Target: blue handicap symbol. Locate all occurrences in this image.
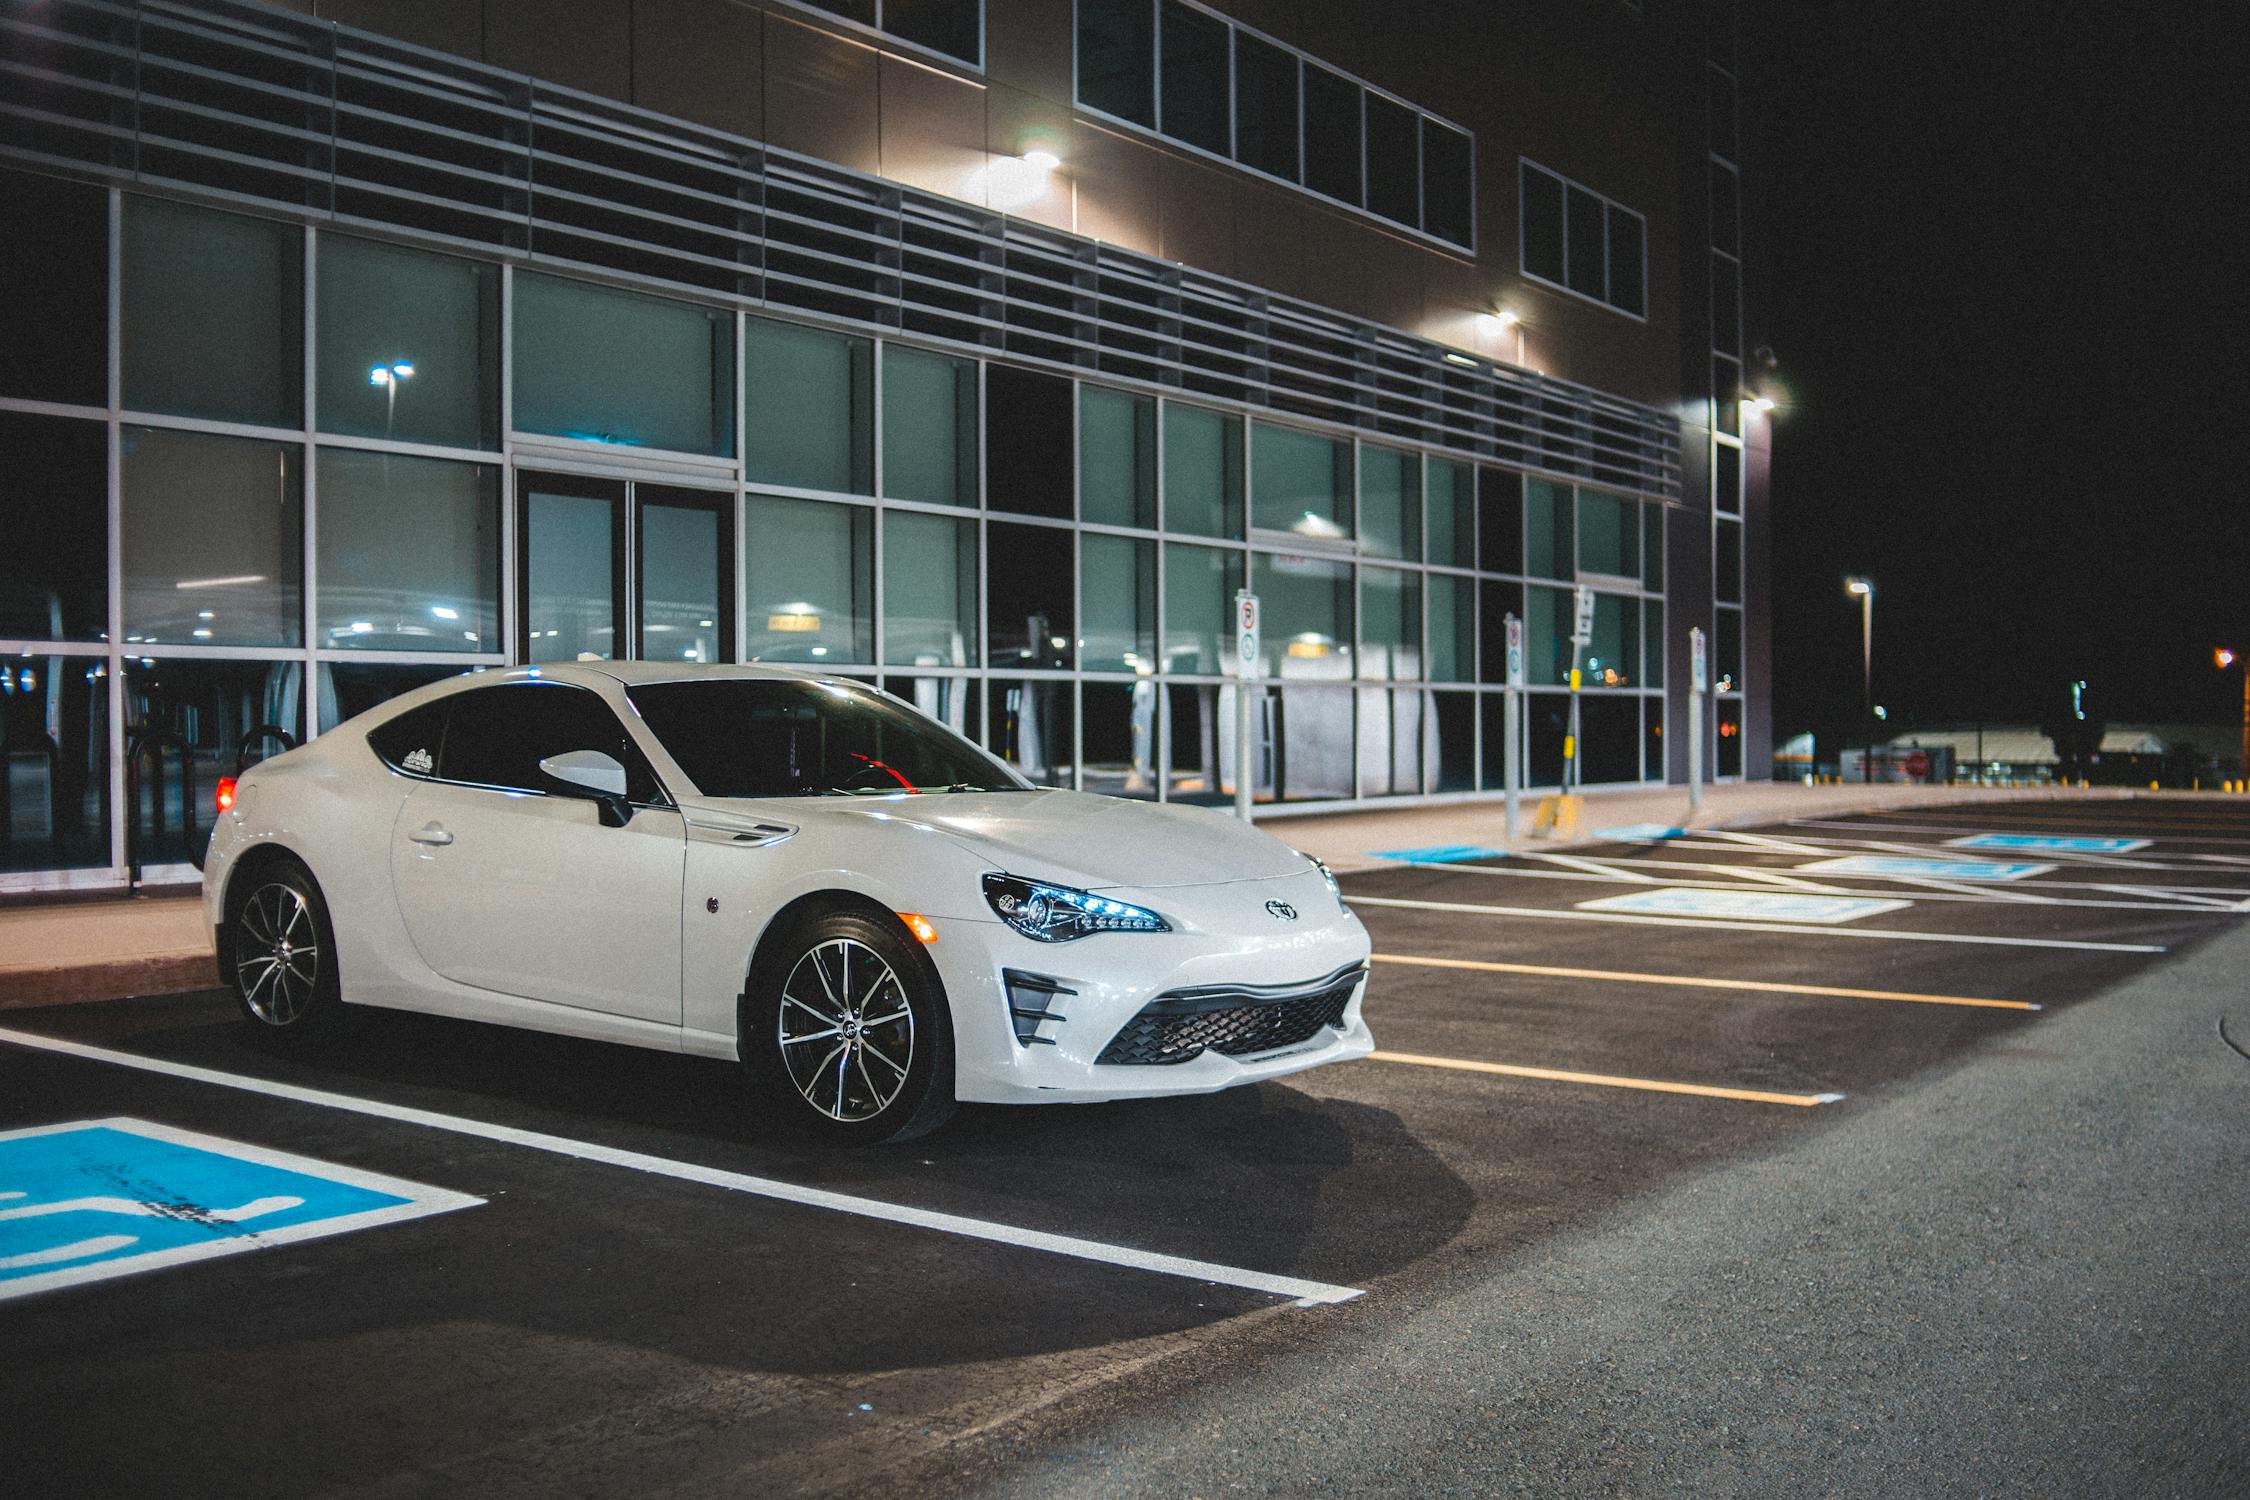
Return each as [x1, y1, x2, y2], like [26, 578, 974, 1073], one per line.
[1594, 824, 1687, 842]
[1950, 833, 2150, 854]
[0, 1119, 477, 1299]
[1373, 844, 1508, 864]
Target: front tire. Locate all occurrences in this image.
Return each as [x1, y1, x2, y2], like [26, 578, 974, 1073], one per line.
[747, 909, 955, 1144]
[226, 860, 343, 1038]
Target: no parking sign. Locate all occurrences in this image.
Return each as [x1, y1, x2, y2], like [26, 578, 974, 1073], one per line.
[1235, 589, 1260, 675]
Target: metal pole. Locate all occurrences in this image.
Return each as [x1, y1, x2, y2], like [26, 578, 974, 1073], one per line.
[1688, 679, 1704, 814]
[1860, 590, 1874, 782]
[2239, 667, 2248, 786]
[1234, 678, 1253, 824]
[1567, 640, 1583, 792]
[1504, 681, 1521, 839]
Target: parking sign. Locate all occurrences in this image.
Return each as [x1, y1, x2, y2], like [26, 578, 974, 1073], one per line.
[1690, 626, 1707, 692]
[1504, 614, 1525, 687]
[1572, 586, 1595, 645]
[1235, 589, 1260, 675]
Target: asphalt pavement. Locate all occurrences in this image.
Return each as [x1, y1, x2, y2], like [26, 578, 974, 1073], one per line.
[3, 796, 2246, 1497]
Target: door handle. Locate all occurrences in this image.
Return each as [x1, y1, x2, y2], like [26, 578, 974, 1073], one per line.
[408, 823, 454, 846]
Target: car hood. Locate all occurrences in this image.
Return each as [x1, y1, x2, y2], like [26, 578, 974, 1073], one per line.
[689, 788, 1311, 890]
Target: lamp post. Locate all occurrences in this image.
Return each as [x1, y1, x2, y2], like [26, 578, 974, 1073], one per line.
[2220, 648, 2248, 785]
[1846, 578, 1874, 781]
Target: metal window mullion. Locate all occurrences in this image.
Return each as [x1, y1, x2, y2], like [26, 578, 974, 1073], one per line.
[499, 261, 518, 663]
[105, 185, 126, 878]
[734, 308, 749, 665]
[301, 222, 318, 679]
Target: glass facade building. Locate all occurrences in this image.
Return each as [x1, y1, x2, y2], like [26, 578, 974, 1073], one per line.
[0, 0, 1764, 891]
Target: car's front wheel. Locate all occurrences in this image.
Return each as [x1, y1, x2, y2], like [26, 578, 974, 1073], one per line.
[748, 909, 955, 1143]
[225, 859, 343, 1038]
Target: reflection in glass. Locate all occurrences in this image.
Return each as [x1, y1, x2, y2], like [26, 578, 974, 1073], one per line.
[989, 677, 1072, 787]
[1163, 404, 1242, 538]
[1581, 693, 1640, 785]
[316, 234, 499, 450]
[1524, 478, 1573, 579]
[1079, 387, 1156, 529]
[1, 168, 107, 406]
[1083, 681, 1157, 798]
[1478, 466, 1522, 574]
[882, 346, 977, 506]
[316, 448, 498, 653]
[987, 366, 1073, 519]
[513, 273, 734, 455]
[1081, 534, 1155, 673]
[1426, 459, 1473, 568]
[1359, 565, 1420, 681]
[524, 484, 619, 663]
[747, 496, 872, 663]
[1426, 573, 1474, 683]
[1357, 444, 1420, 561]
[745, 319, 873, 494]
[1432, 691, 1475, 793]
[1274, 686, 1351, 801]
[987, 521, 1073, 669]
[880, 675, 981, 744]
[1252, 423, 1351, 539]
[0, 412, 107, 642]
[122, 196, 302, 428]
[317, 662, 473, 734]
[883, 510, 976, 667]
[1524, 584, 1572, 688]
[1162, 542, 1238, 675]
[125, 658, 303, 867]
[1165, 682, 1240, 805]
[1478, 578, 1522, 686]
[1577, 489, 1637, 577]
[1356, 687, 1421, 798]
[1643, 601, 1665, 689]
[122, 428, 302, 648]
[1717, 699, 1743, 779]
[1586, 592, 1638, 688]
[1253, 552, 1352, 679]
[640, 490, 729, 664]
[1, 655, 109, 873]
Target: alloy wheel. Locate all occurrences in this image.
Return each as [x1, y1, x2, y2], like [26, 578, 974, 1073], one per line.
[777, 938, 916, 1122]
[235, 881, 321, 1026]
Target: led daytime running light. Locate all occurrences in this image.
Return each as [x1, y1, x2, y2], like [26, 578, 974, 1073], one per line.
[983, 873, 1170, 942]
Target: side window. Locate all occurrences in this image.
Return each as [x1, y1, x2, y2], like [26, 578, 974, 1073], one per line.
[366, 700, 451, 777]
[437, 683, 664, 803]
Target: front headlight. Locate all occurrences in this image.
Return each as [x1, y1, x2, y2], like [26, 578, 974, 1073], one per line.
[1295, 849, 1347, 913]
[983, 873, 1171, 942]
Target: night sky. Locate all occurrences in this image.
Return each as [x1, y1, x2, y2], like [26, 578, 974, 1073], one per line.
[1749, 5, 2249, 740]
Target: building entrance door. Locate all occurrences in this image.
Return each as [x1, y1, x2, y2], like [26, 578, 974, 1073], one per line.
[516, 472, 733, 665]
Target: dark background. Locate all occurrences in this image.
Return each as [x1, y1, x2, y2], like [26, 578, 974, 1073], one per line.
[1749, 4, 2249, 740]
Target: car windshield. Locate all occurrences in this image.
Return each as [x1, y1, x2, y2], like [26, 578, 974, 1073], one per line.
[625, 678, 1029, 798]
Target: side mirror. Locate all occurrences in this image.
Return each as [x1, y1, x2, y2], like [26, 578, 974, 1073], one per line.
[539, 750, 632, 827]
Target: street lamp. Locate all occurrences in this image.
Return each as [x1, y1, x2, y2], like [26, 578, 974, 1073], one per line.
[1845, 578, 1874, 781]
[2218, 648, 2247, 785]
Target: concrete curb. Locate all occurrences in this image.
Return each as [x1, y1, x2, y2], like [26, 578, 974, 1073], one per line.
[0, 953, 218, 1010]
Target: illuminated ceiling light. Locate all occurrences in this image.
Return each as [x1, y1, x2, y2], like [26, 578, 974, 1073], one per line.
[430, 605, 458, 620]
[767, 603, 823, 633]
[196, 610, 215, 620]
[350, 621, 375, 634]
[192, 628, 212, 639]
[1442, 351, 1479, 368]
[174, 574, 266, 590]
[1290, 511, 1348, 541]
[1285, 633, 1333, 659]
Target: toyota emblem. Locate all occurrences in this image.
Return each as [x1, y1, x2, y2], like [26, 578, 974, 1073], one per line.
[1265, 900, 1298, 921]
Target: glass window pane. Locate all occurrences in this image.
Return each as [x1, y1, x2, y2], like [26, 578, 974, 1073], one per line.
[1359, 564, 1419, 681]
[1076, 0, 1155, 127]
[316, 234, 499, 450]
[1164, 682, 1235, 803]
[1162, 542, 1237, 675]
[512, 272, 733, 456]
[883, 509, 977, 667]
[1158, 0, 1229, 156]
[523, 482, 620, 663]
[987, 520, 1073, 669]
[986, 365, 1071, 519]
[125, 658, 303, 866]
[1607, 206, 1645, 316]
[1587, 592, 1637, 688]
[1713, 252, 1740, 357]
[1526, 691, 1568, 787]
[1645, 696, 1665, 782]
[1716, 606, 1743, 694]
[439, 681, 659, 801]
[883, 0, 979, 63]
[745, 319, 873, 494]
[881, 346, 977, 506]
[0, 413, 107, 642]
[1302, 64, 1362, 207]
[1163, 403, 1242, 538]
[1426, 573, 1473, 683]
[1642, 501, 1666, 592]
[1364, 92, 1418, 227]
[640, 489, 729, 665]
[1, 654, 109, 873]
[1081, 533, 1155, 673]
[1426, 459, 1472, 569]
[1355, 443, 1419, 561]
[1274, 685, 1351, 801]
[1, 168, 107, 406]
[1525, 583, 1572, 687]
[1714, 356, 1741, 437]
[747, 495, 872, 663]
[1478, 577, 1520, 685]
[1420, 119, 1473, 247]
[880, 674, 981, 745]
[1711, 160, 1740, 258]
[989, 677, 1072, 787]
[122, 197, 302, 428]
[1253, 552, 1351, 679]
[1716, 517, 1743, 603]
[1566, 184, 1606, 300]
[1714, 440, 1742, 513]
[1431, 690, 1473, 792]
[1477, 466, 1522, 574]
[1524, 478, 1573, 580]
[1079, 386, 1156, 529]
[1233, 32, 1298, 181]
[1252, 422, 1350, 539]
[1582, 693, 1640, 784]
[1083, 680, 1157, 798]
[1717, 697, 1742, 778]
[315, 448, 498, 654]
[1521, 164, 1564, 285]
[122, 428, 302, 647]
[1577, 489, 1636, 577]
[1643, 600, 1665, 688]
[317, 661, 471, 733]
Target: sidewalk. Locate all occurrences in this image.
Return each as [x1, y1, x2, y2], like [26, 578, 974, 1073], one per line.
[0, 781, 2126, 1010]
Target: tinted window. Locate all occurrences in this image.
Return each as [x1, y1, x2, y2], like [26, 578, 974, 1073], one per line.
[1158, 1, 1230, 155]
[984, 364, 1072, 518]
[882, 0, 979, 64]
[0, 412, 107, 641]
[1077, 0, 1155, 127]
[1234, 32, 1299, 181]
[1520, 164, 1564, 285]
[1607, 205, 1645, 316]
[1302, 65, 1362, 206]
[0, 168, 107, 406]
[1566, 184, 1606, 299]
[628, 679, 1023, 797]
[367, 699, 452, 776]
[1363, 92, 1419, 227]
[1421, 121, 1473, 247]
[437, 682, 662, 802]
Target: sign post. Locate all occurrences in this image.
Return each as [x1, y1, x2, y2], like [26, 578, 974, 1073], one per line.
[1234, 589, 1260, 823]
[1688, 625, 1707, 815]
[1503, 613, 1524, 840]
[1568, 586, 1594, 792]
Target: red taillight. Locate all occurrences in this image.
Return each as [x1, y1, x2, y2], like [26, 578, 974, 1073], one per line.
[215, 776, 237, 814]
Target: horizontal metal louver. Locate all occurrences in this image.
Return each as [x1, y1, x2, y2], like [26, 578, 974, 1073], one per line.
[0, 0, 1680, 500]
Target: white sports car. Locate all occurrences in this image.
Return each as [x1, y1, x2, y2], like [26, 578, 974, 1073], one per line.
[202, 663, 1373, 1140]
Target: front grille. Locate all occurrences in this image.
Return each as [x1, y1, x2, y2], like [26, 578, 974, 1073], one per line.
[1095, 966, 1365, 1067]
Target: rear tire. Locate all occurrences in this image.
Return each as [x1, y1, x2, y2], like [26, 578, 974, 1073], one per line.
[225, 859, 344, 1039]
[745, 908, 956, 1144]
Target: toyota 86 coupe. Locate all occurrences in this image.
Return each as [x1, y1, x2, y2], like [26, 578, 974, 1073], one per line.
[203, 663, 1373, 1140]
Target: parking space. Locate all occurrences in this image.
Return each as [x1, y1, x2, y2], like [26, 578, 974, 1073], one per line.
[3, 795, 2245, 1497]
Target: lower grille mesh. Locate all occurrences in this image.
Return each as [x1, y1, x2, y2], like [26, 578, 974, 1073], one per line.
[1096, 970, 1362, 1066]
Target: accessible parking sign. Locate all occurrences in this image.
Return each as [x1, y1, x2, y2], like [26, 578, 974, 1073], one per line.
[0, 1118, 480, 1301]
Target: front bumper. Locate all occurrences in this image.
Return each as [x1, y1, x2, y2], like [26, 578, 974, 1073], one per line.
[932, 867, 1374, 1104]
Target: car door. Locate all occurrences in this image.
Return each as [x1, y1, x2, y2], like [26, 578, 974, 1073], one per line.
[389, 680, 685, 1025]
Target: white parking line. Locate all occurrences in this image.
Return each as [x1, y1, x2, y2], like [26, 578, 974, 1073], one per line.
[1347, 894, 2167, 952]
[0, 1028, 1365, 1308]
